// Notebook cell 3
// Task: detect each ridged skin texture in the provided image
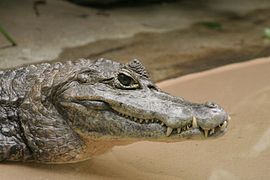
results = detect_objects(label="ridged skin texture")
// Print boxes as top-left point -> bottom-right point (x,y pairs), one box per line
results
0,61 -> 85,162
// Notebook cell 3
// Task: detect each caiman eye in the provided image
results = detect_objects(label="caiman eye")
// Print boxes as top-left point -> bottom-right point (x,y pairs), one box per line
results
117,72 -> 140,89
118,73 -> 133,86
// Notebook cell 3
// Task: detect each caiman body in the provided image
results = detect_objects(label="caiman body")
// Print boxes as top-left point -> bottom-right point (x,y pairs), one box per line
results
0,59 -> 229,163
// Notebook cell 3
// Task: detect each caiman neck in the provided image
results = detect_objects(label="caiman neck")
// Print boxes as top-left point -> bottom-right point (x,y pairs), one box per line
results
74,131 -> 138,162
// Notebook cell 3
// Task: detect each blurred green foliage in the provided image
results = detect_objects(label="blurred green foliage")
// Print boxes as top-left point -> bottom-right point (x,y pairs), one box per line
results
264,28 -> 270,39
0,23 -> 17,46
200,22 -> 222,30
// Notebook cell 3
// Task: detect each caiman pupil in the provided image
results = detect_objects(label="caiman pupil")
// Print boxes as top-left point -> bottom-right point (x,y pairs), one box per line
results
118,73 -> 133,86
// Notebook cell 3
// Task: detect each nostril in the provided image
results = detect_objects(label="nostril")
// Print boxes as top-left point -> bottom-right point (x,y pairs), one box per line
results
205,102 -> 218,108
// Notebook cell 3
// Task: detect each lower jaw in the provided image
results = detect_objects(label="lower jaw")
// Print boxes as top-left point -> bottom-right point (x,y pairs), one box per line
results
168,128 -> 227,139
144,127 -> 227,140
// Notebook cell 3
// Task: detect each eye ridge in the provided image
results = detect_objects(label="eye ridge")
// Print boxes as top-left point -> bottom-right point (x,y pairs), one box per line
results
77,73 -> 89,83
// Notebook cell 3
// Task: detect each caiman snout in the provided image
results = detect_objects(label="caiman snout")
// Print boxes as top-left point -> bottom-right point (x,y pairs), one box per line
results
191,101 -> 230,137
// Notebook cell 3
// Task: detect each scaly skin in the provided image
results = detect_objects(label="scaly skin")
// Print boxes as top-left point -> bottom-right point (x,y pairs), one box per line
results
0,59 -> 230,163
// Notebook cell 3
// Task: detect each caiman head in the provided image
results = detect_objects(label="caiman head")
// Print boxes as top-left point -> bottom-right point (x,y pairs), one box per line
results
54,59 -> 230,142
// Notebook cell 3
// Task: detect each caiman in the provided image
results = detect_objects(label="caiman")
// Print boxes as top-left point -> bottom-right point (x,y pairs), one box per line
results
0,59 -> 230,163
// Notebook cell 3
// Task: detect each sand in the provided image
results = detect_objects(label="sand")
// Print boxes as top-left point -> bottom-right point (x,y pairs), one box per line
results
1,57 -> 270,180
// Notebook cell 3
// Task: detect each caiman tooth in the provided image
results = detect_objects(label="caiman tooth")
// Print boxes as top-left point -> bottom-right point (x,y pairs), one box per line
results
151,119 -> 155,123
221,121 -> 228,129
140,119 -> 143,123
204,129 -> 209,137
145,119 -> 149,123
192,116 -> 198,128
166,127 -> 173,137
210,129 -> 215,135
134,118 -> 137,121
161,122 -> 164,126
177,128 -> 181,133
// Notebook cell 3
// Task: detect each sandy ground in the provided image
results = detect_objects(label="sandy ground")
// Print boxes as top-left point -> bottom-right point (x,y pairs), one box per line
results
60,9 -> 270,82
0,0 -> 232,67
1,57 -> 270,180
1,0 -> 270,80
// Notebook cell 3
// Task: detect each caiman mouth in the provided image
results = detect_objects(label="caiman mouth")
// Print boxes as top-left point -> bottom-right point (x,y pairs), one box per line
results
71,99 -> 229,138
113,108 -> 229,138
